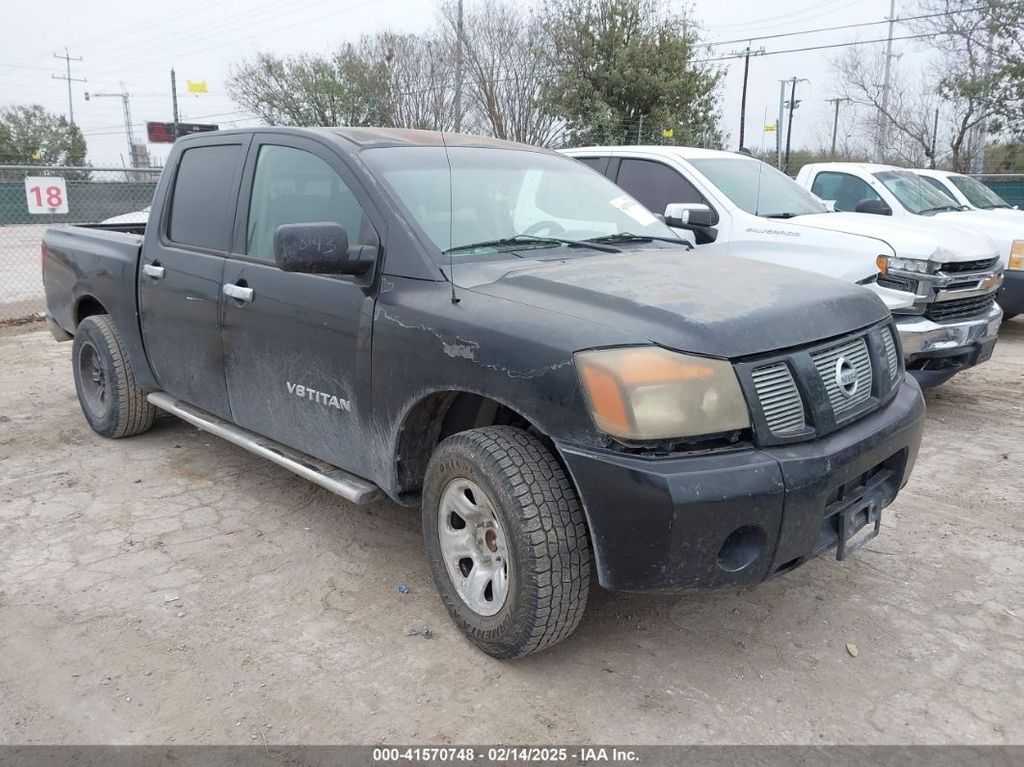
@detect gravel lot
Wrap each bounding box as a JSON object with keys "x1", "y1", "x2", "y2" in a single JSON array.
[{"x1": 1, "y1": 319, "x2": 1022, "y2": 745}]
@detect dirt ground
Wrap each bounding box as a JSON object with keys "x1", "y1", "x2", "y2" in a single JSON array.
[{"x1": 1, "y1": 319, "x2": 1022, "y2": 745}]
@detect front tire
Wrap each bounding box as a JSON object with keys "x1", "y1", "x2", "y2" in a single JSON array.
[
  {"x1": 422, "y1": 426, "x2": 591, "y2": 659},
  {"x1": 72, "y1": 315, "x2": 156, "y2": 439}
]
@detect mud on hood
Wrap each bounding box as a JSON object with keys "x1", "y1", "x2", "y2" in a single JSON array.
[
  {"x1": 789, "y1": 212, "x2": 999, "y2": 263},
  {"x1": 460, "y1": 249, "x2": 889, "y2": 359}
]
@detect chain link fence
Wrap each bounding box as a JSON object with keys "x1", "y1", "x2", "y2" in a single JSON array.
[{"x1": 0, "y1": 165, "x2": 160, "y2": 322}]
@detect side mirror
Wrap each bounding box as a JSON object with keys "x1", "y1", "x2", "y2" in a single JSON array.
[
  {"x1": 664, "y1": 203, "x2": 714, "y2": 229},
  {"x1": 822, "y1": 199, "x2": 837, "y2": 212},
  {"x1": 854, "y1": 199, "x2": 892, "y2": 216},
  {"x1": 273, "y1": 222, "x2": 375, "y2": 275}
]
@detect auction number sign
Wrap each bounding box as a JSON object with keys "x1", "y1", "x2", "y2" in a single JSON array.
[{"x1": 24, "y1": 176, "x2": 69, "y2": 215}]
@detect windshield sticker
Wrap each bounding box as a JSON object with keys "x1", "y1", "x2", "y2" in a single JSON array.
[{"x1": 609, "y1": 195, "x2": 658, "y2": 226}]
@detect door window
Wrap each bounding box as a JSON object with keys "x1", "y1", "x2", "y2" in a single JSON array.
[
  {"x1": 168, "y1": 144, "x2": 242, "y2": 251},
  {"x1": 574, "y1": 156, "x2": 611, "y2": 176},
  {"x1": 245, "y1": 145, "x2": 375, "y2": 262},
  {"x1": 616, "y1": 158, "x2": 707, "y2": 216},
  {"x1": 810, "y1": 171, "x2": 880, "y2": 212}
]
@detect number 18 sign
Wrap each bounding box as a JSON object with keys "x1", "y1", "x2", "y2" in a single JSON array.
[{"x1": 24, "y1": 176, "x2": 69, "y2": 214}]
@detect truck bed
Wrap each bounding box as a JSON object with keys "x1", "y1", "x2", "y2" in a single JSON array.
[{"x1": 42, "y1": 223, "x2": 152, "y2": 385}]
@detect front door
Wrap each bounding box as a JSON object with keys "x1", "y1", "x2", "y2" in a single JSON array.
[
  {"x1": 220, "y1": 136, "x2": 382, "y2": 477},
  {"x1": 138, "y1": 136, "x2": 249, "y2": 420}
]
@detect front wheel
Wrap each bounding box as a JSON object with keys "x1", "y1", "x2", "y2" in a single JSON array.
[{"x1": 422, "y1": 426, "x2": 591, "y2": 659}]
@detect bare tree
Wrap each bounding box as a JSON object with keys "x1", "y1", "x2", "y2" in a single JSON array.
[
  {"x1": 832, "y1": 45, "x2": 939, "y2": 166},
  {"x1": 440, "y1": 0, "x2": 561, "y2": 145}
]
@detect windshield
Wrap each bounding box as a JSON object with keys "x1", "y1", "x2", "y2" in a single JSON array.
[
  {"x1": 687, "y1": 157, "x2": 825, "y2": 217},
  {"x1": 362, "y1": 146, "x2": 680, "y2": 259},
  {"x1": 948, "y1": 174, "x2": 1010, "y2": 209},
  {"x1": 874, "y1": 170, "x2": 962, "y2": 214}
]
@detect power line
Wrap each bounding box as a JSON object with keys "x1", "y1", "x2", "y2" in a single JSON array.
[
  {"x1": 695, "y1": 32, "x2": 936, "y2": 64},
  {"x1": 706, "y1": 5, "x2": 988, "y2": 47}
]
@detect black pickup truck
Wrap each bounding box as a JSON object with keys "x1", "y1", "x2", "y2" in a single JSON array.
[{"x1": 42, "y1": 127, "x2": 926, "y2": 658}]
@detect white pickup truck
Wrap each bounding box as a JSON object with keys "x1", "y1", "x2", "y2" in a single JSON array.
[
  {"x1": 563, "y1": 146, "x2": 1003, "y2": 387},
  {"x1": 911, "y1": 169, "x2": 1024, "y2": 320},
  {"x1": 796, "y1": 162, "x2": 1022, "y2": 320}
]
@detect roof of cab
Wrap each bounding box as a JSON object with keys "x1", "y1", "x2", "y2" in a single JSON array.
[
  {"x1": 564, "y1": 145, "x2": 749, "y2": 161},
  {"x1": 177, "y1": 125, "x2": 548, "y2": 153}
]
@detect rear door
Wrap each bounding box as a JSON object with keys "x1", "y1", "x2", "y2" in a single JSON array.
[
  {"x1": 138, "y1": 136, "x2": 249, "y2": 419},
  {"x1": 219, "y1": 134, "x2": 383, "y2": 476}
]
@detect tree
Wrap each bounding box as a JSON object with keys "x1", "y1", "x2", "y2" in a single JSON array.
[
  {"x1": 539, "y1": 0, "x2": 722, "y2": 147},
  {"x1": 0, "y1": 105, "x2": 87, "y2": 165},
  {"x1": 442, "y1": 0, "x2": 562, "y2": 146}
]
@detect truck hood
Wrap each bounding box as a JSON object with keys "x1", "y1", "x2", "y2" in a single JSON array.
[
  {"x1": 788, "y1": 211, "x2": 998, "y2": 264},
  {"x1": 458, "y1": 249, "x2": 888, "y2": 359},
  {"x1": 933, "y1": 209, "x2": 1023, "y2": 265}
]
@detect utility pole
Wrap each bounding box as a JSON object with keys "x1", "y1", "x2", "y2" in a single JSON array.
[
  {"x1": 929, "y1": 107, "x2": 940, "y2": 169},
  {"x1": 827, "y1": 97, "x2": 851, "y2": 158},
  {"x1": 876, "y1": 0, "x2": 897, "y2": 161},
  {"x1": 52, "y1": 48, "x2": 85, "y2": 126},
  {"x1": 777, "y1": 80, "x2": 786, "y2": 169},
  {"x1": 734, "y1": 43, "x2": 765, "y2": 150},
  {"x1": 170, "y1": 68, "x2": 180, "y2": 140},
  {"x1": 783, "y1": 77, "x2": 807, "y2": 174},
  {"x1": 86, "y1": 83, "x2": 136, "y2": 167},
  {"x1": 452, "y1": 0, "x2": 464, "y2": 133}
]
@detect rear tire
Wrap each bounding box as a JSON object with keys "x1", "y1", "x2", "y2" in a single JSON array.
[
  {"x1": 422, "y1": 426, "x2": 591, "y2": 659},
  {"x1": 72, "y1": 315, "x2": 155, "y2": 439}
]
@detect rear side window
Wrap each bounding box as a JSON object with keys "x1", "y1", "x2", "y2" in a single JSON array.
[
  {"x1": 168, "y1": 144, "x2": 242, "y2": 251},
  {"x1": 810, "y1": 171, "x2": 880, "y2": 212},
  {"x1": 616, "y1": 159, "x2": 705, "y2": 216},
  {"x1": 574, "y1": 156, "x2": 611, "y2": 176}
]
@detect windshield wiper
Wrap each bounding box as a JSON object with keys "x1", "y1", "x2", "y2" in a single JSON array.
[
  {"x1": 587, "y1": 232, "x2": 693, "y2": 250},
  {"x1": 918, "y1": 205, "x2": 963, "y2": 214},
  {"x1": 444, "y1": 234, "x2": 620, "y2": 255},
  {"x1": 764, "y1": 212, "x2": 800, "y2": 219}
]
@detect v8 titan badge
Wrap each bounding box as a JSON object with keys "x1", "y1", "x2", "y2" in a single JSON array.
[{"x1": 25, "y1": 177, "x2": 69, "y2": 215}]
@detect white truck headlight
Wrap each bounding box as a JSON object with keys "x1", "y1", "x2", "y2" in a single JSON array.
[
  {"x1": 876, "y1": 255, "x2": 930, "y2": 274},
  {"x1": 1010, "y1": 240, "x2": 1024, "y2": 270},
  {"x1": 575, "y1": 347, "x2": 750, "y2": 441}
]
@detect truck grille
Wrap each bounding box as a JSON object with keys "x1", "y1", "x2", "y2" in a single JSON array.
[
  {"x1": 810, "y1": 337, "x2": 873, "y2": 417},
  {"x1": 925, "y1": 293, "x2": 996, "y2": 322},
  {"x1": 750, "y1": 363, "x2": 805, "y2": 434},
  {"x1": 881, "y1": 326, "x2": 900, "y2": 382},
  {"x1": 937, "y1": 257, "x2": 999, "y2": 274}
]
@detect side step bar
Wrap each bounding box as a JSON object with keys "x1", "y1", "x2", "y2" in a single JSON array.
[{"x1": 147, "y1": 392, "x2": 381, "y2": 505}]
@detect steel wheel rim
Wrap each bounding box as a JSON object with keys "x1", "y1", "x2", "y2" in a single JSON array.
[
  {"x1": 437, "y1": 478, "x2": 510, "y2": 617},
  {"x1": 78, "y1": 342, "x2": 108, "y2": 415}
]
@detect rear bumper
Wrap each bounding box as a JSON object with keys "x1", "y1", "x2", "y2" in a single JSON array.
[
  {"x1": 557, "y1": 377, "x2": 925, "y2": 593},
  {"x1": 999, "y1": 269, "x2": 1024, "y2": 316},
  {"x1": 895, "y1": 303, "x2": 1002, "y2": 387}
]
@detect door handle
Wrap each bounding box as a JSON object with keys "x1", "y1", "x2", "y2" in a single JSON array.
[
  {"x1": 142, "y1": 263, "x2": 165, "y2": 279},
  {"x1": 223, "y1": 283, "x2": 254, "y2": 302}
]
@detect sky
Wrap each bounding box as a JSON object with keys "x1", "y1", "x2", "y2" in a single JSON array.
[{"x1": 0, "y1": 0, "x2": 935, "y2": 166}]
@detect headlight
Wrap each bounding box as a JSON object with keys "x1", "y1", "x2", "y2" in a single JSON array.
[
  {"x1": 1010, "y1": 240, "x2": 1024, "y2": 270},
  {"x1": 574, "y1": 346, "x2": 750, "y2": 441},
  {"x1": 875, "y1": 255, "x2": 930, "y2": 274}
]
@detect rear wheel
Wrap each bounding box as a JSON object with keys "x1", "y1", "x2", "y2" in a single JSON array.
[
  {"x1": 421, "y1": 426, "x2": 591, "y2": 659},
  {"x1": 72, "y1": 315, "x2": 155, "y2": 438}
]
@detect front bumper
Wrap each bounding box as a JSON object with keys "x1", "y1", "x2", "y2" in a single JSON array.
[
  {"x1": 557, "y1": 377, "x2": 925, "y2": 593},
  {"x1": 1000, "y1": 269, "x2": 1024, "y2": 317},
  {"x1": 895, "y1": 303, "x2": 1002, "y2": 387}
]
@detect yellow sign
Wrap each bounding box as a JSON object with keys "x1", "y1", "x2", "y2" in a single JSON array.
[
  {"x1": 764, "y1": 123, "x2": 777, "y2": 132},
  {"x1": 662, "y1": 128, "x2": 674, "y2": 138},
  {"x1": 186, "y1": 80, "x2": 208, "y2": 94}
]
